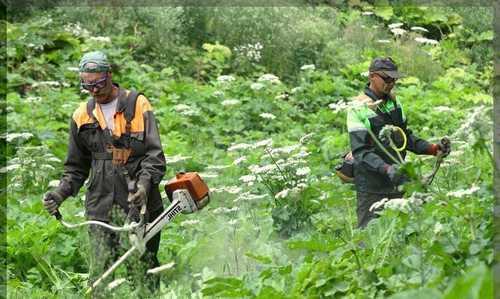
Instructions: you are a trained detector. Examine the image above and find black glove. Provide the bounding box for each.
[128,183,147,207]
[385,164,408,186]
[43,191,64,217]
[437,137,451,157]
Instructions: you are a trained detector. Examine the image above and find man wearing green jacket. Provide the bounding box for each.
[347,57,450,228]
[42,51,166,292]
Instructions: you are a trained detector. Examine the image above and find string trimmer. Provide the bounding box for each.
[50,172,210,294]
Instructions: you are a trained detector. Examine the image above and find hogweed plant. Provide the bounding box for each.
[232,135,317,236]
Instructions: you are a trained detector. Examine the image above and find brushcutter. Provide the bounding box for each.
[49,172,210,294]
[335,125,450,186]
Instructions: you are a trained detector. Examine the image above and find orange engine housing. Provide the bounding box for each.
[165,172,209,202]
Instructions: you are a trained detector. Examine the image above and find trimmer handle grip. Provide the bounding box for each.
[54,210,62,220]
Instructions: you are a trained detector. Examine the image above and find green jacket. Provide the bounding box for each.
[55,85,166,221]
[347,87,433,194]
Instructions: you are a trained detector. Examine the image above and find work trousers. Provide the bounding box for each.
[88,205,163,296]
[356,191,404,228]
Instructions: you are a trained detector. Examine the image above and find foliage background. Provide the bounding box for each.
[2,2,495,298]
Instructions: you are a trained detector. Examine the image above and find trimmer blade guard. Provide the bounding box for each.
[165,172,210,210]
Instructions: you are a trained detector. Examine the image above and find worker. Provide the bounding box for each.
[42,51,166,294]
[347,57,451,228]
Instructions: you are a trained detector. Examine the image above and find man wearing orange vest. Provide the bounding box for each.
[42,51,166,292]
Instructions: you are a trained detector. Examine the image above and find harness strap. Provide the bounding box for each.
[92,152,113,160]
[124,90,140,135]
[86,97,96,121]
[91,151,140,161]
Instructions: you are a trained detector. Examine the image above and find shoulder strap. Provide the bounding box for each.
[86,97,96,120]
[124,90,142,134]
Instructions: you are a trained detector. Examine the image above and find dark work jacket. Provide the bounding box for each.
[55,86,166,221]
[346,86,433,194]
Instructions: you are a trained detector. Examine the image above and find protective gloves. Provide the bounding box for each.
[385,164,408,186]
[43,191,65,217]
[428,137,451,157]
[436,137,451,157]
[128,183,147,207]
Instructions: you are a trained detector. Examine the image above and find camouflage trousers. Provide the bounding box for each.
[88,205,163,297]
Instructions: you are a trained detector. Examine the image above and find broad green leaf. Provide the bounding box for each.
[245,252,273,264]
[373,6,393,20]
[388,288,442,299]
[443,263,492,299]
[256,285,287,299]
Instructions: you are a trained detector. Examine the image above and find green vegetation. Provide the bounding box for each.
[3,4,494,298]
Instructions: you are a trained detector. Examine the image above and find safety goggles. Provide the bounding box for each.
[376,73,396,84]
[80,74,108,91]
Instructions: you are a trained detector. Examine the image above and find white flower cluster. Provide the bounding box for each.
[452,105,492,143]
[221,99,241,106]
[173,103,199,116]
[434,106,454,113]
[0,164,20,174]
[234,191,267,202]
[228,138,273,153]
[369,192,431,214]
[411,26,429,33]
[198,172,219,179]
[415,37,439,45]
[63,23,90,37]
[254,138,273,148]
[275,185,306,199]
[67,66,80,72]
[300,64,315,71]
[376,39,391,44]
[390,28,407,36]
[328,99,351,113]
[291,87,302,94]
[3,132,34,143]
[228,143,253,152]
[388,23,404,29]
[446,185,480,198]
[295,166,311,176]
[258,74,281,84]
[210,186,242,194]
[250,82,265,91]
[164,154,191,164]
[213,90,224,97]
[239,174,257,186]
[299,133,314,144]
[217,75,235,83]
[248,164,277,175]
[233,156,247,165]
[362,11,374,16]
[268,144,301,155]
[259,113,276,120]
[234,42,263,62]
[88,36,111,43]
[180,219,201,226]
[433,222,444,234]
[25,96,42,103]
[206,164,231,171]
[32,81,61,88]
